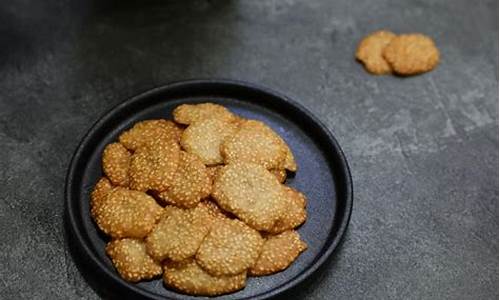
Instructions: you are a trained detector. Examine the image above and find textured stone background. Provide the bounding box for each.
[0,0,497,299]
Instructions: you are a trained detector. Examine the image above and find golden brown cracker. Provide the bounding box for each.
[157,152,211,208]
[146,204,213,262]
[206,165,224,194]
[268,186,307,234]
[249,230,307,276]
[196,218,263,276]
[163,258,246,296]
[129,139,180,192]
[270,168,287,183]
[119,119,182,151]
[383,33,440,75]
[90,177,113,218]
[102,143,131,187]
[286,186,307,207]
[173,103,235,125]
[207,165,223,182]
[212,162,287,231]
[199,199,228,221]
[221,120,287,170]
[93,187,163,238]
[181,118,239,166]
[356,30,396,75]
[282,143,297,172]
[275,134,297,172]
[106,239,162,282]
[231,116,247,127]
[162,205,180,218]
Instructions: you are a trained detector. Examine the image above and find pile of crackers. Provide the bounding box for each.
[90,103,308,296]
[356,30,440,75]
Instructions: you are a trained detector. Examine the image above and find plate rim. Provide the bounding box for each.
[65,79,353,300]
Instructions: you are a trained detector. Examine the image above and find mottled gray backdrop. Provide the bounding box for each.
[0,0,497,299]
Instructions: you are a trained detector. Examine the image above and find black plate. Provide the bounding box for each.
[65,79,353,300]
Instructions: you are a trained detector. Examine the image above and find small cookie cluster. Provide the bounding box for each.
[356,30,440,75]
[91,103,308,296]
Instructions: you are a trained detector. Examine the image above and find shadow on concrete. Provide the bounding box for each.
[72,0,238,95]
[0,0,87,70]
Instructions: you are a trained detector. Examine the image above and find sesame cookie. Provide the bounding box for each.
[146,204,213,262]
[383,33,440,75]
[119,119,182,151]
[93,187,163,239]
[162,205,179,218]
[203,166,224,196]
[282,142,297,172]
[196,218,263,276]
[200,199,228,221]
[212,162,287,231]
[106,239,162,282]
[249,230,307,276]
[129,139,180,192]
[221,120,287,170]
[356,30,396,75]
[163,258,246,296]
[268,186,307,234]
[157,151,211,208]
[232,116,247,127]
[270,168,287,183]
[90,177,113,218]
[207,165,224,184]
[275,134,297,172]
[102,143,131,187]
[173,103,236,125]
[181,118,240,166]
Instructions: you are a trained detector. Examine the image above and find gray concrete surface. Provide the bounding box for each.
[0,0,497,299]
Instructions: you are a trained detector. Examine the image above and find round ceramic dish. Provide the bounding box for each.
[65,79,353,300]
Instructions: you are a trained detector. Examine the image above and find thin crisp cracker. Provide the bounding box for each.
[106,238,162,282]
[163,258,246,296]
[356,30,396,75]
[102,143,131,187]
[249,230,307,276]
[221,120,287,169]
[268,186,307,234]
[157,151,211,208]
[281,141,297,172]
[173,103,235,125]
[93,187,163,239]
[383,33,440,75]
[90,177,113,219]
[270,168,287,183]
[181,118,239,166]
[146,204,213,262]
[212,162,287,231]
[129,139,180,192]
[119,119,182,151]
[196,218,263,276]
